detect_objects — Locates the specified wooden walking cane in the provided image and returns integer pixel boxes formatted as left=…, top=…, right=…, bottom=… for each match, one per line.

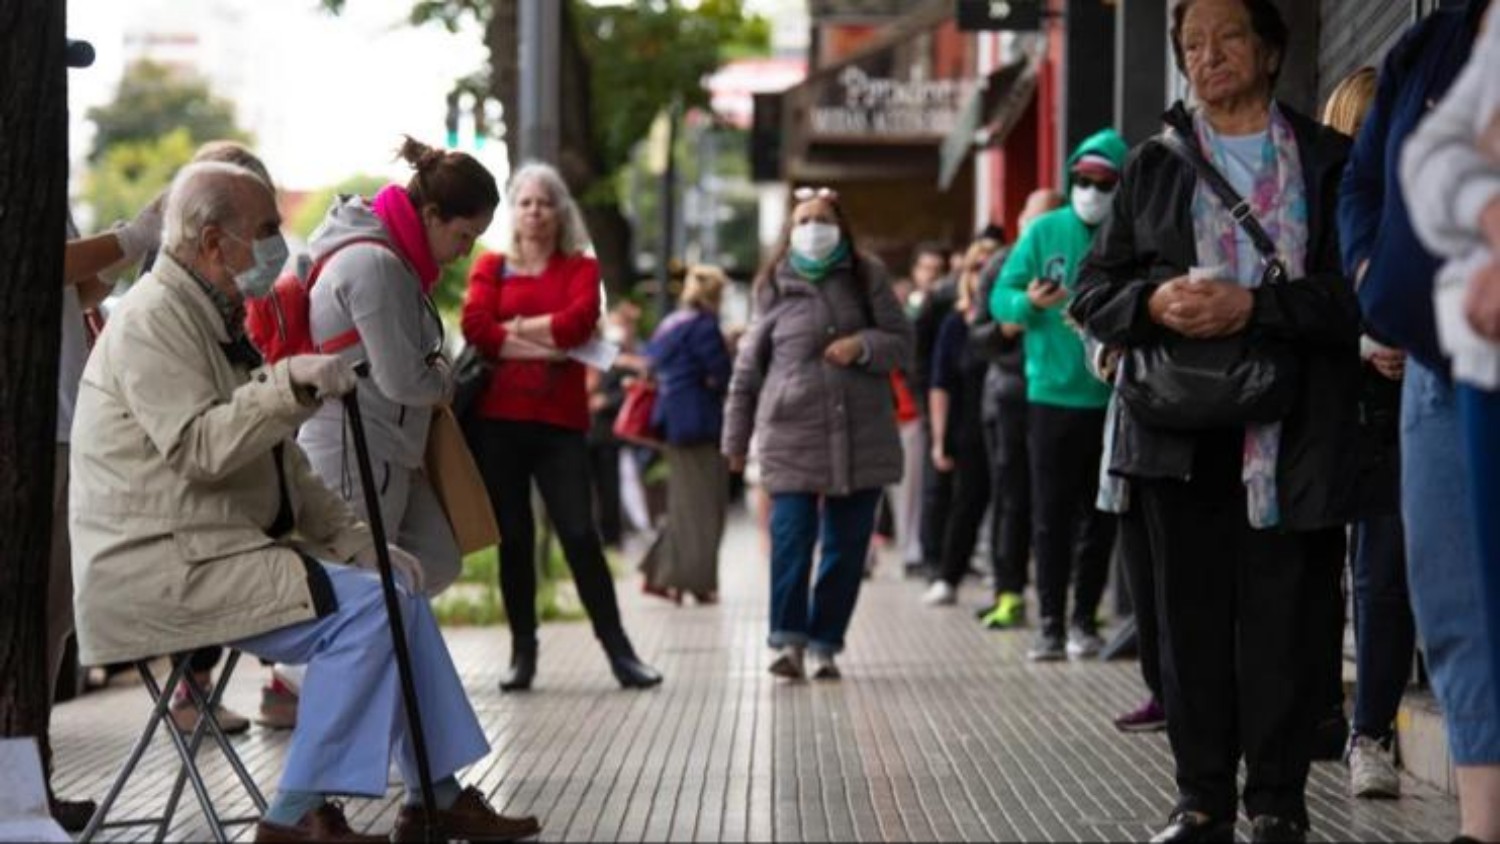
left=343, top=364, right=439, bottom=841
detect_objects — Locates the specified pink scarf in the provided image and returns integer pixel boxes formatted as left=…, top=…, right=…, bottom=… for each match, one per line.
left=371, top=185, right=440, bottom=294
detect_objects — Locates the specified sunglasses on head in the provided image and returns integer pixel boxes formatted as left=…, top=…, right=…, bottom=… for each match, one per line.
left=793, top=186, right=840, bottom=203
left=1074, top=175, right=1118, bottom=191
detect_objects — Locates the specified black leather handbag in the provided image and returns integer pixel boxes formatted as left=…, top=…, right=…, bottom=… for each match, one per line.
left=1116, top=130, right=1301, bottom=431
left=450, top=344, right=493, bottom=420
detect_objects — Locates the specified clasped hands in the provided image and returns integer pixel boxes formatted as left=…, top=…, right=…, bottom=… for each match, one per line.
left=1148, top=275, right=1254, bottom=339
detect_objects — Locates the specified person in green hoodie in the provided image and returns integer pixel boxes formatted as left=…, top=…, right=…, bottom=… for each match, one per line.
left=990, top=127, right=1129, bottom=662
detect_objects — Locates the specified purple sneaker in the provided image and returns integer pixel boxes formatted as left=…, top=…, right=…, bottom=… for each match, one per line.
left=1114, top=698, right=1167, bottom=733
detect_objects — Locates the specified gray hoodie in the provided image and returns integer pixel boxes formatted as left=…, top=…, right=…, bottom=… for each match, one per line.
left=297, top=196, right=449, bottom=470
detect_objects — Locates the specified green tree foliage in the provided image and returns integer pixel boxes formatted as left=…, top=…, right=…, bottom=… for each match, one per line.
left=81, top=128, right=197, bottom=233
left=573, top=0, right=769, bottom=177
left=85, top=60, right=248, bottom=163
left=82, top=61, right=249, bottom=236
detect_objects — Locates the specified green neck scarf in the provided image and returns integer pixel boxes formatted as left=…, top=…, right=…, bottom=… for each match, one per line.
left=789, top=239, right=850, bottom=282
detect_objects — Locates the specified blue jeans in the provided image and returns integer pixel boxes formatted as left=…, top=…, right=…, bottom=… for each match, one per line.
left=1351, top=513, right=1415, bottom=742
left=768, top=489, right=882, bottom=656
left=1458, top=384, right=1500, bottom=714
left=1401, top=362, right=1500, bottom=764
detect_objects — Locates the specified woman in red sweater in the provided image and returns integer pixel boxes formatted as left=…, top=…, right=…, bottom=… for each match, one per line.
left=461, top=162, right=663, bottom=692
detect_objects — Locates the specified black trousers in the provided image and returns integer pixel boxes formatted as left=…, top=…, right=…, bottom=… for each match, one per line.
left=1028, top=404, right=1114, bottom=634
left=471, top=418, right=631, bottom=655
left=1308, top=528, right=1349, bottom=723
left=1118, top=507, right=1161, bottom=700
left=1139, top=431, right=1320, bottom=826
left=920, top=430, right=955, bottom=570
left=984, top=397, right=1031, bottom=596
left=937, top=434, right=992, bottom=587
left=589, top=439, right=624, bottom=547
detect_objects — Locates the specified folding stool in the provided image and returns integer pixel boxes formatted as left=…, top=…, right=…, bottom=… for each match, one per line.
left=79, top=649, right=266, bottom=843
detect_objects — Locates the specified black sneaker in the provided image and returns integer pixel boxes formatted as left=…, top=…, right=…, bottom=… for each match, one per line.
left=1026, top=630, right=1066, bottom=662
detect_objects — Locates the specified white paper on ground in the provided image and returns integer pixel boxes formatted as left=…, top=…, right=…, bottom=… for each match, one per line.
left=0, top=739, right=70, bottom=842
left=567, top=338, right=621, bottom=371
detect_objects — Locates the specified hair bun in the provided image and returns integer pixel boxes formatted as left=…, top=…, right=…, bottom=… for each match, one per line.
left=398, top=135, right=446, bottom=173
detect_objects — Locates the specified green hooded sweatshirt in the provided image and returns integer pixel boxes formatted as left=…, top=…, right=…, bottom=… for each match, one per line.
left=990, top=127, right=1129, bottom=410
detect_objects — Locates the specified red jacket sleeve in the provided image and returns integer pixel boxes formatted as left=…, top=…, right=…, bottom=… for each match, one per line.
left=461, top=252, right=508, bottom=358
left=549, top=256, right=602, bottom=350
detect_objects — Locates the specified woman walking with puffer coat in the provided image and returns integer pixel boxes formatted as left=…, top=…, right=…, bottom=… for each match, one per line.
left=722, top=187, right=913, bottom=681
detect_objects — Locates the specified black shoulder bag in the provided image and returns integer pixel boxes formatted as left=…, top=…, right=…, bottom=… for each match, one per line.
left=451, top=256, right=503, bottom=420
left=1115, top=130, right=1301, bottom=431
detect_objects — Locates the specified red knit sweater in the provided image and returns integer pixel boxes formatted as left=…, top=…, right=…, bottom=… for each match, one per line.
left=461, top=251, right=601, bottom=431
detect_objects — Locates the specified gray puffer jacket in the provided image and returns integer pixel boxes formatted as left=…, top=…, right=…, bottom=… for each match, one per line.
left=723, top=255, right=913, bottom=496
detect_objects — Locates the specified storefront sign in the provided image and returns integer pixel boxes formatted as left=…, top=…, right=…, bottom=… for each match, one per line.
left=811, top=65, right=973, bottom=139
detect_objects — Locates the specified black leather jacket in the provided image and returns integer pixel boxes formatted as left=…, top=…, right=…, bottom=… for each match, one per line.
left=1070, top=101, right=1361, bottom=531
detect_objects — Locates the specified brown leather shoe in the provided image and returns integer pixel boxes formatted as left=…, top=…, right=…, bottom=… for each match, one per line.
left=393, top=787, right=540, bottom=842
left=253, top=802, right=386, bottom=843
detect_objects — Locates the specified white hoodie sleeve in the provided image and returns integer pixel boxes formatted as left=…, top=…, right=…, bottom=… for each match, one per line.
left=1401, top=8, right=1500, bottom=259
left=333, top=246, right=449, bottom=408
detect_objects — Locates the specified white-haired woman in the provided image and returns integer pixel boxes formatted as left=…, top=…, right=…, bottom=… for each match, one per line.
left=462, top=162, right=663, bottom=693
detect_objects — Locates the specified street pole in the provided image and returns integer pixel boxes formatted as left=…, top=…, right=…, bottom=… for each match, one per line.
left=518, top=0, right=559, bottom=164
left=656, top=99, right=680, bottom=320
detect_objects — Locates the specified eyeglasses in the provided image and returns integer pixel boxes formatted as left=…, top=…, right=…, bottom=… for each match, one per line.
left=793, top=186, right=840, bottom=203
left=1074, top=175, right=1118, bottom=191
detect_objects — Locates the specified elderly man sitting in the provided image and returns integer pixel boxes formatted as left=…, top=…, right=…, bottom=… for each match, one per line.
left=69, top=161, right=539, bottom=843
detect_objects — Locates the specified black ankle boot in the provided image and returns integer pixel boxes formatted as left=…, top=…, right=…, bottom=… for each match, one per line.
left=602, top=637, right=663, bottom=689
left=499, top=641, right=537, bottom=693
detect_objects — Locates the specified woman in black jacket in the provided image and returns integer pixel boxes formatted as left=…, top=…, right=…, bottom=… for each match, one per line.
left=1069, top=1, right=1359, bottom=840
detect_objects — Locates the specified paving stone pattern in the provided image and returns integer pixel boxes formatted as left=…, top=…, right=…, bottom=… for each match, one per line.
left=50, top=514, right=1459, bottom=842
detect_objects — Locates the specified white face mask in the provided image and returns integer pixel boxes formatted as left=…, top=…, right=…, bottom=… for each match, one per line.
left=227, top=232, right=289, bottom=299
left=790, top=222, right=841, bottom=262
left=1071, top=185, right=1115, bottom=227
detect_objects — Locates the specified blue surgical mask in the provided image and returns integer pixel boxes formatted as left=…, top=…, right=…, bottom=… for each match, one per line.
left=227, top=232, right=289, bottom=299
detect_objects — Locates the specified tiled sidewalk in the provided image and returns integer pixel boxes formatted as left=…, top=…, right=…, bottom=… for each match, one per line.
left=50, top=513, right=1459, bottom=841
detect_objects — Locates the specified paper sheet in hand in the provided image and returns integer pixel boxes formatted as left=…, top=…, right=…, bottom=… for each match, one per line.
left=567, top=339, right=621, bottom=371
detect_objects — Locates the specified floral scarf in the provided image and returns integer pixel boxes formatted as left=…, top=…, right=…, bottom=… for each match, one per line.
left=1189, top=104, right=1309, bottom=529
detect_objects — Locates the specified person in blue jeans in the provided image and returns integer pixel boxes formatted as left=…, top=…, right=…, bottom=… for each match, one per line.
left=1340, top=2, right=1500, bottom=839
left=1402, top=3, right=1500, bottom=839
left=722, top=187, right=913, bottom=681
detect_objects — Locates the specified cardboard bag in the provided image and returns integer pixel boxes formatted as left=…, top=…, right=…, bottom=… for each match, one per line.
left=425, top=404, right=500, bottom=555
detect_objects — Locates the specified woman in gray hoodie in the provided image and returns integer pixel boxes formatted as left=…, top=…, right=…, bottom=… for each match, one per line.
left=722, top=188, right=913, bottom=681
left=298, top=138, right=499, bottom=595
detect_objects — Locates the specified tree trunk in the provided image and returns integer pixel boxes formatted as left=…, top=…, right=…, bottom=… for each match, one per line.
left=0, top=0, right=67, bottom=771
left=488, top=0, right=636, bottom=294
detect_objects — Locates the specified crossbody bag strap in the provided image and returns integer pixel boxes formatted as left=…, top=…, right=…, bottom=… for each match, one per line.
left=1159, top=129, right=1287, bottom=281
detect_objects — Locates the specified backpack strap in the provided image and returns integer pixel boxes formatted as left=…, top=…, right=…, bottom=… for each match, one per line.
left=306, top=236, right=401, bottom=354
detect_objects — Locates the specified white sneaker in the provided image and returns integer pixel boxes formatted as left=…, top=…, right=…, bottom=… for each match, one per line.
left=768, top=646, right=805, bottom=680
left=810, top=653, right=841, bottom=681
left=1348, top=735, right=1400, bottom=799
left=922, top=581, right=958, bottom=606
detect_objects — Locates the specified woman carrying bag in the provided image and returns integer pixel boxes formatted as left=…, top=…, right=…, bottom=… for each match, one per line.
left=298, top=137, right=499, bottom=597
left=461, top=162, right=663, bottom=693
left=637, top=265, right=734, bottom=604
left=1069, top=2, right=1359, bottom=839
left=722, top=187, right=913, bottom=682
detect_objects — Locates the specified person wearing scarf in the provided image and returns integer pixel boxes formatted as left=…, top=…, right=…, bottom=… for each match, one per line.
left=1069, top=1, right=1361, bottom=841
left=722, top=188, right=913, bottom=682
left=297, top=137, right=499, bottom=598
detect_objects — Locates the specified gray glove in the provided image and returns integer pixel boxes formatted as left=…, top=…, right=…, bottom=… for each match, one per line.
left=113, top=192, right=165, bottom=263
left=351, top=542, right=426, bottom=594
left=286, top=354, right=358, bottom=401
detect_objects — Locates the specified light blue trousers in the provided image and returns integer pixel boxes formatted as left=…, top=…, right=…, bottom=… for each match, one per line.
left=234, top=564, right=490, bottom=796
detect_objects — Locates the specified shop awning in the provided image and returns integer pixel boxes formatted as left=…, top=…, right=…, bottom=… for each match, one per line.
left=937, top=55, right=1039, bottom=190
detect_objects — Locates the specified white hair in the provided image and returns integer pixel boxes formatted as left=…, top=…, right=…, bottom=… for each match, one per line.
left=162, top=161, right=268, bottom=254
left=507, top=161, right=592, bottom=257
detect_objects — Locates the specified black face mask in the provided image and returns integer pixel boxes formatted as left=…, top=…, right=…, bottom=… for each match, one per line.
left=220, top=335, right=264, bottom=370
